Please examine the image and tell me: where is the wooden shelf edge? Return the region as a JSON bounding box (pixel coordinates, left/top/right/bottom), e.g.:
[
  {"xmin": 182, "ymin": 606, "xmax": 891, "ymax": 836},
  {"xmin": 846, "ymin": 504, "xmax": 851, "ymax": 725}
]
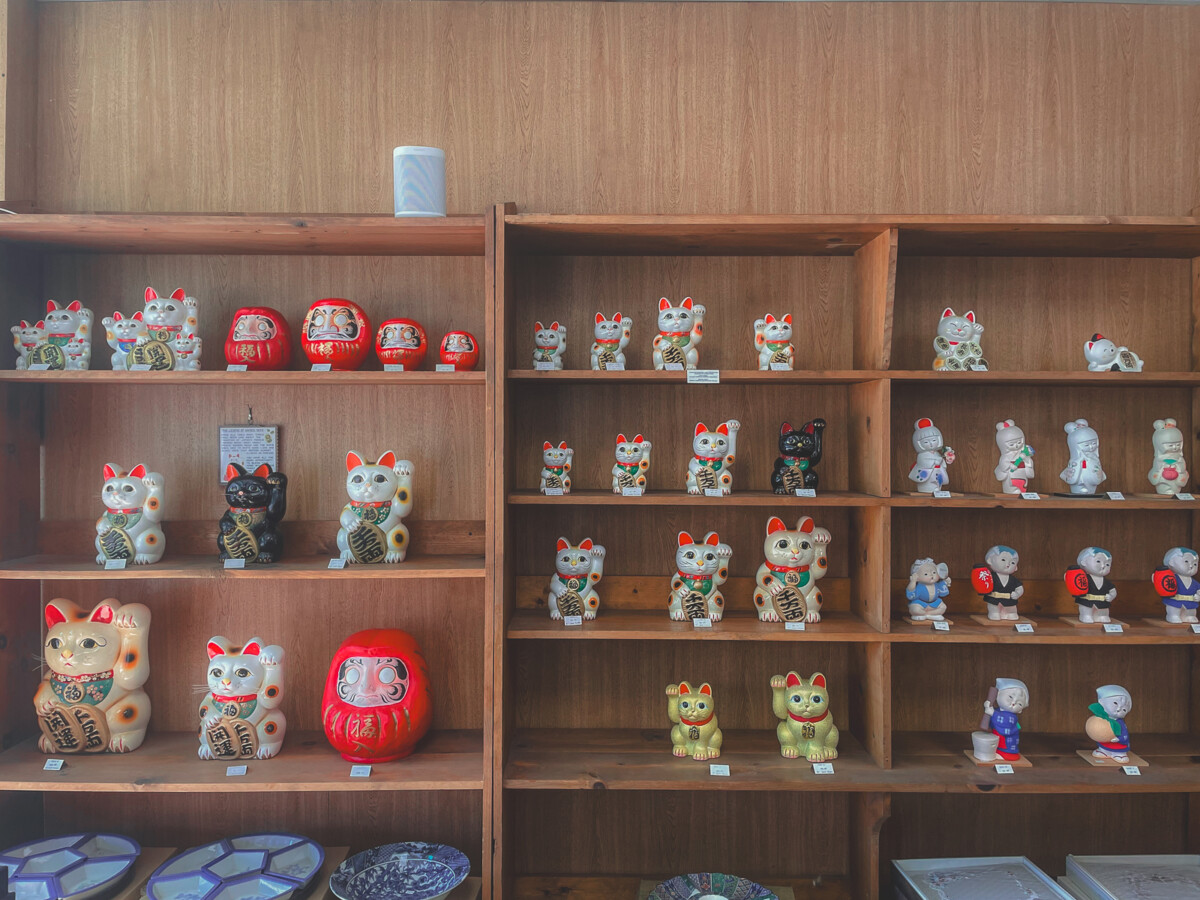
[
  {"xmin": 507, "ymin": 490, "xmax": 888, "ymax": 507},
  {"xmin": 505, "ymin": 369, "xmax": 881, "ymax": 384},
  {"xmin": 0, "ymin": 553, "xmax": 487, "ymax": 580},
  {"xmin": 0, "ymin": 370, "xmax": 487, "ymax": 385},
  {"xmin": 507, "ymin": 609, "xmax": 882, "ymax": 641}
]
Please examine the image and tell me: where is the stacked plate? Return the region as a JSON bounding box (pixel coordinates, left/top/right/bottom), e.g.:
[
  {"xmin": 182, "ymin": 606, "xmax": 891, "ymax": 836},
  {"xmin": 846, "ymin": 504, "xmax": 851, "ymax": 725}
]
[
  {"xmin": 329, "ymin": 844, "xmax": 469, "ymax": 900},
  {"xmin": 893, "ymin": 857, "xmax": 1073, "ymax": 900},
  {"xmin": 1062, "ymin": 854, "xmax": 1200, "ymax": 899},
  {"xmin": 0, "ymin": 834, "xmax": 141, "ymax": 900},
  {"xmin": 647, "ymin": 873, "xmax": 777, "ymax": 900},
  {"xmin": 146, "ymin": 834, "xmax": 324, "ymax": 900}
]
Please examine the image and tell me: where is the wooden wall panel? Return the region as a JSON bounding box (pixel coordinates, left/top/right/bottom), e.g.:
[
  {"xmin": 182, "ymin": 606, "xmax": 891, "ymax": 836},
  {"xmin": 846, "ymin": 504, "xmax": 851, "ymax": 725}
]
[{"xmin": 33, "ymin": 2, "xmax": 1200, "ymax": 216}]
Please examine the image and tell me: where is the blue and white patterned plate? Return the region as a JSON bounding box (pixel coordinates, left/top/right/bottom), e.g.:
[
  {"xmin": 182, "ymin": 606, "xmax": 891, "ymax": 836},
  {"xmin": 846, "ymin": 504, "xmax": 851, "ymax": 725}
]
[
  {"xmin": 146, "ymin": 834, "xmax": 323, "ymax": 900},
  {"xmin": 329, "ymin": 843, "xmax": 469, "ymax": 900},
  {"xmin": 0, "ymin": 833, "xmax": 141, "ymax": 900},
  {"xmin": 648, "ymin": 873, "xmax": 777, "ymax": 900}
]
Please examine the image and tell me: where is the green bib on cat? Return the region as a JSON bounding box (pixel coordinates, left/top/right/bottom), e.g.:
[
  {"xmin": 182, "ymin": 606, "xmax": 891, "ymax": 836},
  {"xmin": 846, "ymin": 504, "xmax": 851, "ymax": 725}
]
[
  {"xmin": 214, "ymin": 696, "xmax": 258, "ymax": 719},
  {"xmin": 105, "ymin": 509, "xmax": 142, "ymax": 529},
  {"xmin": 51, "ymin": 670, "xmax": 114, "ymax": 706},
  {"xmin": 677, "ymin": 573, "xmax": 714, "ymax": 595},
  {"xmin": 351, "ymin": 501, "xmax": 392, "ymax": 525}
]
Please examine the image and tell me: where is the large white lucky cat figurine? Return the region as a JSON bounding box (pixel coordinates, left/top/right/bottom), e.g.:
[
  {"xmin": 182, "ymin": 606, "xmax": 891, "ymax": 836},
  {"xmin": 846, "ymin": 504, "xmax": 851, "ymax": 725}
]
[
  {"xmin": 753, "ymin": 314, "xmax": 794, "ymax": 370},
  {"xmin": 668, "ymin": 531, "xmax": 732, "ymax": 621},
  {"xmin": 199, "ymin": 636, "xmax": 286, "ymax": 761},
  {"xmin": 932, "ymin": 307, "xmax": 986, "ymax": 371},
  {"xmin": 124, "ymin": 287, "xmax": 201, "ymax": 371},
  {"xmin": 96, "ymin": 464, "xmax": 165, "ymax": 565},
  {"xmin": 532, "ymin": 320, "xmax": 566, "ymax": 369},
  {"xmin": 753, "ymin": 515, "xmax": 831, "ymax": 623},
  {"xmin": 686, "ymin": 420, "xmax": 741, "ymax": 495},
  {"xmin": 1059, "ymin": 419, "xmax": 1105, "ymax": 495},
  {"xmin": 338, "ymin": 451, "xmax": 414, "ymax": 564},
  {"xmin": 547, "ymin": 537, "xmax": 606, "ymax": 620},
  {"xmin": 653, "ymin": 297, "xmax": 705, "ymax": 369},
  {"xmin": 1148, "ymin": 418, "xmax": 1189, "ymax": 496},
  {"xmin": 591, "ymin": 312, "xmax": 631, "ymax": 370},
  {"xmin": 12, "ymin": 301, "xmax": 93, "ymax": 370}
]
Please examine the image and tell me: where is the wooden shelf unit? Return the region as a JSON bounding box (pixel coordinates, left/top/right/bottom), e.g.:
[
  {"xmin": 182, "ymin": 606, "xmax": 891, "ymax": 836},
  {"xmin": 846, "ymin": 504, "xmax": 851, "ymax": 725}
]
[{"xmin": 493, "ymin": 207, "xmax": 1200, "ymax": 899}]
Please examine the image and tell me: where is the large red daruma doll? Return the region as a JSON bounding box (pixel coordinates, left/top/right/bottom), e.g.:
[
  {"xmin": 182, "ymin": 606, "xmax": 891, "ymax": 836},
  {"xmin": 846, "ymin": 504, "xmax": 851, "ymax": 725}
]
[
  {"xmin": 321, "ymin": 629, "xmax": 432, "ymax": 762},
  {"xmin": 301, "ymin": 299, "xmax": 371, "ymax": 370},
  {"xmin": 224, "ymin": 307, "xmax": 293, "ymax": 370}
]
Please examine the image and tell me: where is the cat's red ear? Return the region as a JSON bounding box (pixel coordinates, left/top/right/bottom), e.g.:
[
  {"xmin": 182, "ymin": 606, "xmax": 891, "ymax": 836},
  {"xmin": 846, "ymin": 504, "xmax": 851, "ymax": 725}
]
[
  {"xmin": 46, "ymin": 300, "xmax": 60, "ymax": 312},
  {"xmin": 533, "ymin": 321, "xmax": 544, "ymax": 332},
  {"xmin": 67, "ymin": 301, "xmax": 83, "ymax": 312},
  {"xmin": 549, "ymin": 321, "xmax": 560, "ymax": 332},
  {"xmin": 556, "ymin": 538, "xmax": 570, "ymax": 552},
  {"xmin": 128, "ymin": 464, "xmax": 147, "ymax": 479},
  {"xmin": 346, "ymin": 451, "xmax": 364, "ymax": 472},
  {"xmin": 45, "ymin": 602, "xmax": 68, "ymax": 630},
  {"xmin": 35, "ymin": 320, "xmax": 44, "ymax": 329},
  {"xmin": 694, "ymin": 423, "xmax": 707, "ymax": 437},
  {"xmin": 798, "ymin": 517, "xmax": 815, "ymax": 534},
  {"xmin": 171, "ymin": 289, "xmax": 186, "ymax": 301},
  {"xmin": 965, "ymin": 310, "xmax": 976, "ymax": 323},
  {"xmin": 767, "ymin": 517, "xmax": 786, "ymax": 535},
  {"xmin": 765, "ymin": 314, "xmax": 775, "ymax": 323},
  {"xmin": 376, "ymin": 451, "xmax": 397, "ymax": 469},
  {"xmin": 716, "ymin": 423, "xmax": 729, "ymax": 436},
  {"xmin": 595, "ymin": 313, "xmax": 605, "ymax": 324},
  {"xmin": 240, "ymin": 641, "xmax": 262, "ymax": 656},
  {"xmin": 89, "ymin": 604, "xmax": 115, "ymax": 625},
  {"xmin": 699, "ymin": 683, "xmax": 712, "ymax": 695},
  {"xmin": 224, "ymin": 464, "xmax": 241, "ymax": 483},
  {"xmin": 615, "ymin": 434, "xmax": 627, "ymax": 444},
  {"xmin": 557, "ymin": 441, "xmax": 568, "ymax": 450},
  {"xmin": 144, "ymin": 287, "xmax": 158, "ymax": 303},
  {"xmin": 633, "ymin": 434, "xmax": 644, "ymax": 443},
  {"xmin": 780, "ymin": 422, "xmax": 791, "ymax": 435},
  {"xmin": 111, "ymin": 312, "xmax": 123, "ymax": 322},
  {"xmin": 786, "ymin": 672, "xmax": 802, "ymax": 688},
  {"xmin": 941, "ymin": 307, "xmax": 954, "ymax": 319},
  {"xmin": 681, "ymin": 297, "xmax": 694, "ymax": 310},
  {"xmin": 677, "ymin": 532, "xmax": 694, "ymax": 547},
  {"xmin": 705, "ymin": 532, "xmax": 721, "ymax": 546},
  {"xmin": 658, "ymin": 297, "xmax": 671, "ymax": 311},
  {"xmin": 252, "ymin": 464, "xmax": 271, "ymax": 478},
  {"xmin": 542, "ymin": 441, "xmax": 552, "ymax": 451},
  {"xmin": 811, "ymin": 673, "xmax": 827, "ymax": 689},
  {"xmin": 132, "ymin": 311, "xmax": 143, "ymax": 321},
  {"xmin": 677, "ymin": 681, "xmax": 691, "ymax": 695},
  {"xmin": 783, "ymin": 314, "xmax": 792, "ymax": 325},
  {"xmin": 613, "ymin": 313, "xmax": 622, "ymax": 323},
  {"xmin": 103, "ymin": 464, "xmax": 118, "ymax": 480},
  {"xmin": 207, "ymin": 640, "xmax": 226, "ymax": 659},
  {"xmin": 579, "ymin": 538, "xmax": 593, "ymax": 551}
]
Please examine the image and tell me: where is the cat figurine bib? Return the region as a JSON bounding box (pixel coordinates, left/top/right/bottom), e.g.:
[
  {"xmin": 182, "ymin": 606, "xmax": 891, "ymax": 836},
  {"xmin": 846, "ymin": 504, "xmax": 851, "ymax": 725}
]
[
  {"xmin": 771, "ymin": 419, "xmax": 826, "ymax": 494},
  {"xmin": 686, "ymin": 420, "xmax": 740, "ymax": 495},
  {"xmin": 652, "ymin": 297, "xmax": 705, "ymax": 369},
  {"xmin": 540, "ymin": 441, "xmax": 574, "ymax": 494},
  {"xmin": 12, "ymin": 301, "xmax": 93, "ymax": 370},
  {"xmin": 547, "ymin": 537, "xmax": 606, "ymax": 620},
  {"xmin": 591, "ymin": 313, "xmax": 631, "ymax": 370},
  {"xmin": 199, "ymin": 637, "xmax": 286, "ymax": 761},
  {"xmin": 337, "ymin": 451, "xmax": 414, "ymax": 564},
  {"xmin": 754, "ymin": 313, "xmax": 794, "ymax": 370},
  {"xmin": 35, "ymin": 598, "xmax": 151, "ymax": 754},
  {"xmin": 771, "ymin": 672, "xmax": 839, "ymax": 761},
  {"xmin": 126, "ymin": 288, "xmax": 201, "ymax": 371},
  {"xmin": 218, "ymin": 463, "xmax": 288, "ymax": 564},
  {"xmin": 666, "ymin": 681, "xmax": 723, "ymax": 760},
  {"xmin": 669, "ymin": 531, "xmax": 732, "ymax": 621},
  {"xmin": 95, "ymin": 464, "xmax": 165, "ymax": 565},
  {"xmin": 754, "ymin": 516, "xmax": 832, "ymax": 623},
  {"xmin": 532, "ymin": 321, "xmax": 567, "ymax": 369},
  {"xmin": 612, "ymin": 433, "xmax": 652, "ymax": 492},
  {"xmin": 101, "ymin": 312, "xmax": 148, "ymax": 370}
]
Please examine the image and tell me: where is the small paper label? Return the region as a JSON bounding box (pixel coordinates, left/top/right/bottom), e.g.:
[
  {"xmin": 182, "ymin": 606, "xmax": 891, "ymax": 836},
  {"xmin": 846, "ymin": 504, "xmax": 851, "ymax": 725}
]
[
  {"xmin": 664, "ymin": 363, "xmax": 685, "ymax": 371},
  {"xmin": 226, "ymin": 765, "xmax": 247, "ymax": 777},
  {"xmin": 785, "ymin": 621, "xmax": 807, "ymax": 631},
  {"xmin": 794, "ymin": 488, "xmax": 817, "ymax": 498},
  {"xmin": 544, "ymin": 487, "xmax": 564, "ymax": 496},
  {"xmin": 310, "ymin": 363, "xmax": 332, "ymax": 372},
  {"xmin": 43, "ymin": 759, "xmax": 64, "ymax": 771},
  {"xmin": 693, "ymin": 618, "xmax": 713, "ymax": 628},
  {"xmin": 28, "ymin": 363, "xmax": 51, "ymax": 371},
  {"xmin": 709, "ymin": 764, "xmax": 730, "ymax": 776},
  {"xmin": 1106, "ymin": 491, "xmax": 1125, "ymax": 500},
  {"xmin": 621, "ymin": 486, "xmax": 643, "ymax": 497},
  {"xmin": 1190, "ymin": 624, "xmax": 1200, "ymax": 634},
  {"xmin": 225, "ymin": 364, "xmax": 248, "ymax": 372},
  {"xmin": 994, "ymin": 763, "xmax": 1014, "ymax": 775},
  {"xmin": 1177, "ymin": 492, "xmax": 1196, "ymax": 501},
  {"xmin": 932, "ymin": 620, "xmax": 951, "ymax": 631},
  {"xmin": 103, "ymin": 558, "xmax": 127, "ymax": 570},
  {"xmin": 435, "ymin": 363, "xmax": 455, "ymax": 372},
  {"xmin": 1019, "ymin": 492, "xmax": 1041, "ymax": 500},
  {"xmin": 605, "ymin": 363, "xmax": 625, "ymax": 371},
  {"xmin": 1122, "ymin": 765, "xmax": 1142, "ymax": 776},
  {"xmin": 349, "ymin": 765, "xmax": 372, "ymax": 778},
  {"xmin": 1014, "ymin": 622, "xmax": 1035, "ymax": 634},
  {"xmin": 383, "ymin": 363, "xmax": 404, "ymax": 372},
  {"xmin": 223, "ymin": 558, "xmax": 246, "ymax": 569},
  {"xmin": 769, "ymin": 362, "xmax": 791, "ymax": 371},
  {"xmin": 932, "ymin": 490, "xmax": 952, "ymax": 499},
  {"xmin": 130, "ymin": 363, "xmax": 153, "ymax": 371},
  {"xmin": 812, "ymin": 762, "xmax": 835, "ymax": 775},
  {"xmin": 563, "ymin": 615, "xmax": 583, "ymax": 627},
  {"xmin": 686, "ymin": 369, "xmax": 720, "ymax": 384},
  {"xmin": 328, "ymin": 558, "xmax": 347, "ymax": 569},
  {"xmin": 703, "ymin": 488, "xmax": 723, "ymax": 497},
  {"xmin": 534, "ymin": 361, "xmax": 555, "ymax": 371},
  {"xmin": 969, "ymin": 364, "xmax": 988, "ymax": 371},
  {"xmin": 1103, "ymin": 622, "xmax": 1124, "ymax": 634}
]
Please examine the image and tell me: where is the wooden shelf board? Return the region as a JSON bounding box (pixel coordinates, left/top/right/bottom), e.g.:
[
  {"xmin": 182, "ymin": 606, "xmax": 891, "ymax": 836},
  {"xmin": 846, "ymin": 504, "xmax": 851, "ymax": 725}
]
[
  {"xmin": 887, "ymin": 613, "xmax": 1200, "ymax": 644},
  {"xmin": 0, "ymin": 370, "xmax": 486, "ymax": 386},
  {"xmin": 507, "ymin": 490, "xmax": 887, "ymax": 507},
  {"xmin": 507, "ymin": 729, "xmax": 1200, "ymax": 793},
  {"xmin": 0, "ymin": 730, "xmax": 483, "ymax": 792},
  {"xmin": 506, "ymin": 369, "xmax": 880, "ymax": 384},
  {"xmin": 513, "ymin": 875, "xmax": 850, "ymax": 900},
  {"xmin": 0, "ymin": 213, "xmax": 486, "ymax": 255},
  {"xmin": 894, "ymin": 220, "xmax": 1200, "ymax": 258},
  {"xmin": 0, "ymin": 554, "xmax": 486, "ymax": 579},
  {"xmin": 507, "ymin": 609, "xmax": 880, "ymax": 641},
  {"xmin": 890, "ymin": 493, "xmax": 1199, "ymax": 510},
  {"xmin": 889, "ymin": 370, "xmax": 1200, "ymax": 386}
]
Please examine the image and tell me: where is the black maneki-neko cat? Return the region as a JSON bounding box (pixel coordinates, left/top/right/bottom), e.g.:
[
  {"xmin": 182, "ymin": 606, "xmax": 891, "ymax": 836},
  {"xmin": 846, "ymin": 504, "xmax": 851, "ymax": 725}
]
[
  {"xmin": 218, "ymin": 463, "xmax": 288, "ymax": 564},
  {"xmin": 771, "ymin": 418, "xmax": 826, "ymax": 494}
]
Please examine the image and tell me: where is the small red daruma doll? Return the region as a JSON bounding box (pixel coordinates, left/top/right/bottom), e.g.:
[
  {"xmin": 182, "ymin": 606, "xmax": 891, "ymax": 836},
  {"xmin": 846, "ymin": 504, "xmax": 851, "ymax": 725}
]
[
  {"xmin": 301, "ymin": 299, "xmax": 371, "ymax": 370},
  {"xmin": 375, "ymin": 318, "xmax": 428, "ymax": 370},
  {"xmin": 439, "ymin": 330, "xmax": 479, "ymax": 371},
  {"xmin": 225, "ymin": 307, "xmax": 293, "ymax": 370},
  {"xmin": 322, "ymin": 629, "xmax": 432, "ymax": 762}
]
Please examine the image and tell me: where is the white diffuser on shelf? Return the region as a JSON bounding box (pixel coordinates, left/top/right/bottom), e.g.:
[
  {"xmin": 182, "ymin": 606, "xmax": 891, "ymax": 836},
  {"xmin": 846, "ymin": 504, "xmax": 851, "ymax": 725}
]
[{"xmin": 393, "ymin": 146, "xmax": 446, "ymax": 217}]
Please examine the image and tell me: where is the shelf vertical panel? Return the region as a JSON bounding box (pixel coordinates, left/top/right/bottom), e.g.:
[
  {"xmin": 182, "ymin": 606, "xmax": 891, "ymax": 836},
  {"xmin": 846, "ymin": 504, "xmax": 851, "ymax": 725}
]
[
  {"xmin": 482, "ymin": 205, "xmax": 500, "ymax": 900},
  {"xmin": 852, "ymin": 228, "xmax": 897, "ymax": 370},
  {"xmin": 1, "ymin": 0, "xmax": 36, "ymax": 207},
  {"xmin": 849, "ymin": 378, "xmax": 889, "ymax": 497},
  {"xmin": 850, "ymin": 792, "xmax": 891, "ymax": 900},
  {"xmin": 851, "ymin": 641, "xmax": 891, "ymax": 770},
  {"xmin": 1192, "ymin": 253, "xmax": 1200, "ymax": 368}
]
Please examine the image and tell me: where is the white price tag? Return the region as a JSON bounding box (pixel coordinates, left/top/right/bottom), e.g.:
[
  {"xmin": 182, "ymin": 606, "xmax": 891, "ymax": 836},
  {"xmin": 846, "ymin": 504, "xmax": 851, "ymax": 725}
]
[
  {"xmin": 28, "ymin": 363, "xmax": 51, "ymax": 371},
  {"xmin": 43, "ymin": 759, "xmax": 64, "ymax": 771},
  {"xmin": 226, "ymin": 765, "xmax": 247, "ymax": 777},
  {"xmin": 435, "ymin": 363, "xmax": 455, "ymax": 372},
  {"xmin": 785, "ymin": 621, "xmax": 806, "ymax": 632},
  {"xmin": 103, "ymin": 559, "xmax": 127, "ymax": 570},
  {"xmin": 1122, "ymin": 765, "xmax": 1142, "ymax": 776},
  {"xmin": 794, "ymin": 488, "xmax": 816, "ymax": 498},
  {"xmin": 223, "ymin": 558, "xmax": 246, "ymax": 569},
  {"xmin": 310, "ymin": 363, "xmax": 332, "ymax": 372},
  {"xmin": 703, "ymin": 488, "xmax": 723, "ymax": 497},
  {"xmin": 812, "ymin": 762, "xmax": 835, "ymax": 775},
  {"xmin": 534, "ymin": 361, "xmax": 555, "ymax": 371},
  {"xmin": 544, "ymin": 487, "xmax": 564, "ymax": 496},
  {"xmin": 1190, "ymin": 624, "xmax": 1200, "ymax": 634},
  {"xmin": 709, "ymin": 764, "xmax": 730, "ymax": 776},
  {"xmin": 383, "ymin": 363, "xmax": 404, "ymax": 372},
  {"xmin": 563, "ymin": 615, "xmax": 583, "ymax": 627},
  {"xmin": 1020, "ymin": 492, "xmax": 1041, "ymax": 500},
  {"xmin": 664, "ymin": 363, "xmax": 685, "ymax": 371},
  {"xmin": 225, "ymin": 364, "xmax": 248, "ymax": 372},
  {"xmin": 349, "ymin": 764, "xmax": 373, "ymax": 778},
  {"xmin": 1014, "ymin": 622, "xmax": 1035, "ymax": 634},
  {"xmin": 621, "ymin": 486, "xmax": 643, "ymax": 497},
  {"xmin": 328, "ymin": 558, "xmax": 347, "ymax": 569},
  {"xmin": 692, "ymin": 618, "xmax": 713, "ymax": 628},
  {"xmin": 969, "ymin": 364, "xmax": 988, "ymax": 371},
  {"xmin": 1103, "ymin": 622, "xmax": 1124, "ymax": 634},
  {"xmin": 932, "ymin": 490, "xmax": 952, "ymax": 499},
  {"xmin": 994, "ymin": 763, "xmax": 1014, "ymax": 775},
  {"xmin": 1106, "ymin": 491, "xmax": 1125, "ymax": 500},
  {"xmin": 1177, "ymin": 492, "xmax": 1196, "ymax": 501},
  {"xmin": 686, "ymin": 369, "xmax": 720, "ymax": 384},
  {"xmin": 605, "ymin": 363, "xmax": 625, "ymax": 371},
  {"xmin": 932, "ymin": 620, "xmax": 951, "ymax": 632},
  {"xmin": 769, "ymin": 362, "xmax": 791, "ymax": 371},
  {"xmin": 130, "ymin": 363, "xmax": 152, "ymax": 371}
]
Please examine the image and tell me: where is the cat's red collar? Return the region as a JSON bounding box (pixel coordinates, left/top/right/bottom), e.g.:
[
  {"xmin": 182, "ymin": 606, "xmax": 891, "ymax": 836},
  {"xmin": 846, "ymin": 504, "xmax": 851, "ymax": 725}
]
[
  {"xmin": 52, "ymin": 669, "xmax": 113, "ymax": 684},
  {"xmin": 593, "ymin": 337, "xmax": 621, "ymax": 346},
  {"xmin": 350, "ymin": 500, "xmax": 390, "ymax": 508},
  {"xmin": 789, "ymin": 709, "xmax": 829, "ymax": 723},
  {"xmin": 108, "ymin": 507, "xmax": 142, "ymax": 514},
  {"xmin": 230, "ymin": 506, "xmax": 267, "ymax": 514},
  {"xmin": 212, "ymin": 692, "xmax": 257, "ymax": 703},
  {"xmin": 682, "ymin": 711, "xmax": 714, "ymax": 727},
  {"xmin": 659, "ymin": 330, "xmax": 691, "ymax": 337},
  {"xmin": 694, "ymin": 455, "xmax": 724, "ymax": 462},
  {"xmin": 765, "ymin": 561, "xmax": 810, "ymax": 574}
]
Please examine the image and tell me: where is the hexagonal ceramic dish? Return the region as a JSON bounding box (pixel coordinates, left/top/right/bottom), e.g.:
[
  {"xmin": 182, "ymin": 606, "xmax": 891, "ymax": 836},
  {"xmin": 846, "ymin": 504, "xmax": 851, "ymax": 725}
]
[
  {"xmin": 146, "ymin": 835, "xmax": 323, "ymax": 900},
  {"xmin": 0, "ymin": 833, "xmax": 141, "ymax": 900}
]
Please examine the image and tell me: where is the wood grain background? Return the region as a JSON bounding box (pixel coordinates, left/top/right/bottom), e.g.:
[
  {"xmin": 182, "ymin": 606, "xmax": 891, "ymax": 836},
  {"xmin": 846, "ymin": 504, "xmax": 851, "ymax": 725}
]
[{"xmin": 31, "ymin": 1, "xmax": 1200, "ymax": 216}]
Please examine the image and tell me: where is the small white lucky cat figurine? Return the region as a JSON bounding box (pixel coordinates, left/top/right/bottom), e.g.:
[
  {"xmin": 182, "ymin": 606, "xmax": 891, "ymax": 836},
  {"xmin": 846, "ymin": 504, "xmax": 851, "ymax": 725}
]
[
  {"xmin": 13, "ymin": 301, "xmax": 94, "ymax": 370},
  {"xmin": 125, "ymin": 287, "xmax": 201, "ymax": 371},
  {"xmin": 1059, "ymin": 419, "xmax": 1105, "ymax": 495},
  {"xmin": 753, "ymin": 516, "xmax": 831, "ymax": 623},
  {"xmin": 932, "ymin": 307, "xmax": 986, "ymax": 371},
  {"xmin": 686, "ymin": 420, "xmax": 741, "ymax": 495},
  {"xmin": 908, "ymin": 418, "xmax": 955, "ymax": 493},
  {"xmin": 540, "ymin": 441, "xmax": 573, "ymax": 494},
  {"xmin": 1084, "ymin": 333, "xmax": 1143, "ymax": 372},
  {"xmin": 101, "ymin": 311, "xmax": 148, "ymax": 370},
  {"xmin": 547, "ymin": 537, "xmax": 606, "ymax": 620},
  {"xmin": 653, "ymin": 297, "xmax": 705, "ymax": 369},
  {"xmin": 994, "ymin": 419, "xmax": 1035, "ymax": 494},
  {"xmin": 199, "ymin": 637, "xmax": 286, "ymax": 761},
  {"xmin": 612, "ymin": 433, "xmax": 651, "ymax": 493},
  {"xmin": 753, "ymin": 314, "xmax": 794, "ymax": 370},
  {"xmin": 96, "ymin": 464, "xmax": 165, "ymax": 565},
  {"xmin": 533, "ymin": 320, "xmax": 566, "ymax": 369},
  {"xmin": 591, "ymin": 313, "xmax": 631, "ymax": 370},
  {"xmin": 338, "ymin": 451, "xmax": 414, "ymax": 564},
  {"xmin": 669, "ymin": 531, "xmax": 732, "ymax": 621},
  {"xmin": 1148, "ymin": 417, "xmax": 1189, "ymax": 495}
]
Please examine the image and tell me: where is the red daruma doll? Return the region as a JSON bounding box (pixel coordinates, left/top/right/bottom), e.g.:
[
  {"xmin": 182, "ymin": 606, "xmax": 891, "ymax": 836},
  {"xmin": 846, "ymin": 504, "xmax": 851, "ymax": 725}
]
[
  {"xmin": 301, "ymin": 299, "xmax": 371, "ymax": 370},
  {"xmin": 439, "ymin": 330, "xmax": 479, "ymax": 371},
  {"xmin": 224, "ymin": 307, "xmax": 293, "ymax": 370},
  {"xmin": 322, "ymin": 629, "xmax": 432, "ymax": 762}
]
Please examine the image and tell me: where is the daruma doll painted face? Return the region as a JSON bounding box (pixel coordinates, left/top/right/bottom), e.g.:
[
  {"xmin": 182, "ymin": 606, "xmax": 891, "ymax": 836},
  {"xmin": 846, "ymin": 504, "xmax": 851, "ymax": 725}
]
[
  {"xmin": 375, "ymin": 318, "xmax": 428, "ymax": 369},
  {"xmin": 301, "ymin": 299, "xmax": 371, "ymax": 370},
  {"xmin": 439, "ymin": 330, "xmax": 479, "ymax": 371},
  {"xmin": 225, "ymin": 307, "xmax": 293, "ymax": 370},
  {"xmin": 322, "ymin": 629, "xmax": 432, "ymax": 762}
]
